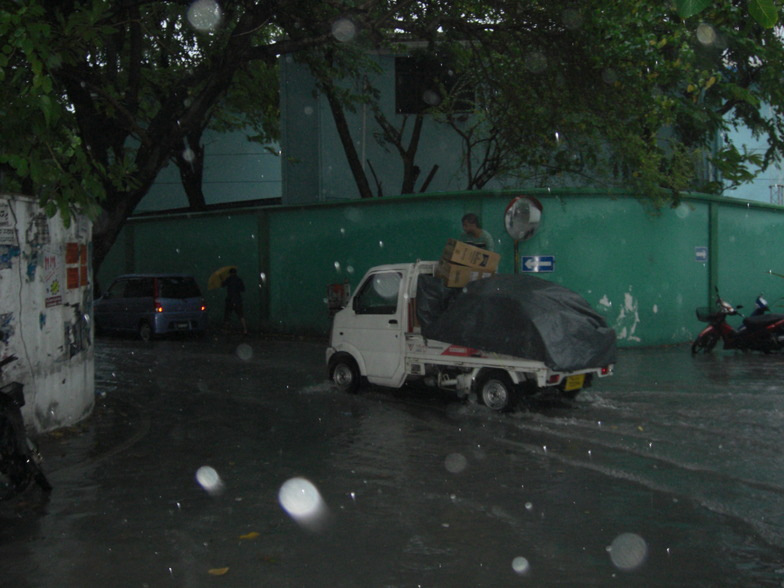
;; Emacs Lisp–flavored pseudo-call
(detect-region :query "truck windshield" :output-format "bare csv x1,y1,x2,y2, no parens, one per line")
354,271,401,315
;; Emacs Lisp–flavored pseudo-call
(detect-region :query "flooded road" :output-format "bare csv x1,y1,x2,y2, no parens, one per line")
2,337,784,586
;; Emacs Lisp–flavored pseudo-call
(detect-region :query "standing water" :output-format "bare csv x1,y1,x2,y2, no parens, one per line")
0,338,782,586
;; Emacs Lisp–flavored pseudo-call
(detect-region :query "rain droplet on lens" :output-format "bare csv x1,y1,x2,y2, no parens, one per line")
696,22,716,46
444,453,468,474
608,532,648,571
422,89,441,106
562,8,583,29
196,465,224,496
186,0,222,32
512,556,531,575
236,343,253,361
525,51,548,73
278,477,330,531
602,68,618,85
331,18,357,42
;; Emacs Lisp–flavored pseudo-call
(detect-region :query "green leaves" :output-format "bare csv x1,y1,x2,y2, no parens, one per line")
674,0,712,20
748,0,779,28
675,0,778,27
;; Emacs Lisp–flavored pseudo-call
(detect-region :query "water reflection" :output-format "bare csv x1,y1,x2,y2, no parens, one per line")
4,340,784,585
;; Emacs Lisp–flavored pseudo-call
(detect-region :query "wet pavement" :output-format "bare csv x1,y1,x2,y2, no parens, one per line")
2,335,784,587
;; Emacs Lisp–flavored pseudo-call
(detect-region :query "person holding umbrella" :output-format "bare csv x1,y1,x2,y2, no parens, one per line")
222,267,248,335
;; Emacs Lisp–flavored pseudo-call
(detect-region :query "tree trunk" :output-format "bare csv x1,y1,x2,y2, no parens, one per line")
176,132,207,210
322,83,374,199
92,189,147,275
400,114,424,194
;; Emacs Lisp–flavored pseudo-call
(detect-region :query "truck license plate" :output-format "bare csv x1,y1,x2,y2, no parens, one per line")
563,374,585,392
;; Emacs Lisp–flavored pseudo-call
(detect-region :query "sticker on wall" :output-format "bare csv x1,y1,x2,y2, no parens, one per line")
44,250,63,307
26,213,50,247
695,246,708,262
0,245,20,270
0,201,17,246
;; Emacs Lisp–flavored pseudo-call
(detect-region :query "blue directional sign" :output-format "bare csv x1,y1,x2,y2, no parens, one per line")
522,255,555,273
695,246,708,262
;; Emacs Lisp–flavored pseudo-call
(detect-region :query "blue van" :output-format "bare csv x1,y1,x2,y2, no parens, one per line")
94,274,208,341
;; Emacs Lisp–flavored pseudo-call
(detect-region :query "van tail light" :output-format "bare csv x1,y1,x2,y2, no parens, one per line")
201,299,206,312
154,300,164,313
601,366,611,376
547,374,560,385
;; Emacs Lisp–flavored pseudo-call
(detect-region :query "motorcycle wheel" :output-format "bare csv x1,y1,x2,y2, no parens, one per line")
25,438,51,492
691,331,720,354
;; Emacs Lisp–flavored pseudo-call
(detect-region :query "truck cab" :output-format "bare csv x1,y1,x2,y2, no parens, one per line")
328,262,427,390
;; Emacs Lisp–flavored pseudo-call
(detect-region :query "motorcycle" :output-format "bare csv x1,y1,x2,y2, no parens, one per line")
691,291,784,354
0,355,52,499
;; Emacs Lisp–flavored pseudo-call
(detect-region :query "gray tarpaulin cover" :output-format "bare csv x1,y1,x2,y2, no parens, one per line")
417,274,617,371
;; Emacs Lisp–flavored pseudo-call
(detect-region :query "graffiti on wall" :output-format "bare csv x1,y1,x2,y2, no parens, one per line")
0,201,20,270
0,313,14,345
65,302,90,359
24,213,51,282
0,245,20,269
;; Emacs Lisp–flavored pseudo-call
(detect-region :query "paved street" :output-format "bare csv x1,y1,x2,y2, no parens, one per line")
2,335,784,587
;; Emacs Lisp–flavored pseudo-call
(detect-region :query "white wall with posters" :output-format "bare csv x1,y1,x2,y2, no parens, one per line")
0,195,94,432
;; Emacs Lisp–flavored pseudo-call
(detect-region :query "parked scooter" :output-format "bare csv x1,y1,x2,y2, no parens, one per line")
0,355,52,499
691,290,784,354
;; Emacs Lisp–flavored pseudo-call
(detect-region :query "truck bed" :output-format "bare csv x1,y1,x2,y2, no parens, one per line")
404,333,610,388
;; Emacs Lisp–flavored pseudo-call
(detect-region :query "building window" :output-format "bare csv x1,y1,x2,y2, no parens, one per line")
395,54,472,115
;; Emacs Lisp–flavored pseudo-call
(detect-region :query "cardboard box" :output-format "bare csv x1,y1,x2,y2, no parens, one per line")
441,239,500,272
436,259,495,288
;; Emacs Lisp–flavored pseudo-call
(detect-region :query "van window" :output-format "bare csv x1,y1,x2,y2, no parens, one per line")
158,277,201,298
125,278,154,298
105,278,128,299
354,272,401,315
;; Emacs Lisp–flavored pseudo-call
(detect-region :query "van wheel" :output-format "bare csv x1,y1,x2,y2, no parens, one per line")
138,321,153,343
329,354,361,394
476,370,516,412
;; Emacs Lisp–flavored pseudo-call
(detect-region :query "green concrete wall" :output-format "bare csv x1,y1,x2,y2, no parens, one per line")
97,190,784,347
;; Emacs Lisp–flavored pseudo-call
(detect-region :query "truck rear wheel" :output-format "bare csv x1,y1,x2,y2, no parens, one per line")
329,353,361,394
476,370,516,412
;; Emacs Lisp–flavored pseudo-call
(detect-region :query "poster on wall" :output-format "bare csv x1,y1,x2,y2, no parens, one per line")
44,249,63,307
0,201,16,244
0,200,20,270
65,242,89,290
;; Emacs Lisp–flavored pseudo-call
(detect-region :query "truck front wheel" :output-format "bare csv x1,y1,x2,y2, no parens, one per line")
476,370,516,412
329,353,361,394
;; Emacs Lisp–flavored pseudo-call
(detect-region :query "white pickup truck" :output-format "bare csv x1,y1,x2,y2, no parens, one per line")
326,261,615,411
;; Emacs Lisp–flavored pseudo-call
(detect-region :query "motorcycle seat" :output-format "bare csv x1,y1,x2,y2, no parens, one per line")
742,313,784,330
